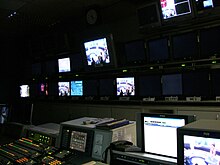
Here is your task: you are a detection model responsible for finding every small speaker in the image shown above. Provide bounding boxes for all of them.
[137,2,161,29]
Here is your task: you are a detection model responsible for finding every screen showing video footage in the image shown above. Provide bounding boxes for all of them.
[58,57,71,73]
[117,77,135,96]
[20,85,30,97]
[71,81,83,96]
[58,82,70,96]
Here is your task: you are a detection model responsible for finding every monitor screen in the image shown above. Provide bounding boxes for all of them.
[141,113,195,158]
[83,80,98,96]
[182,71,210,97]
[70,131,87,152]
[148,37,169,63]
[172,31,198,60]
[124,39,146,65]
[200,26,220,59]
[82,34,117,69]
[99,78,114,96]
[70,53,84,72]
[70,80,83,96]
[116,77,135,96]
[58,82,70,96]
[139,75,162,97]
[0,104,9,124]
[45,60,57,75]
[194,0,214,12]
[162,74,183,96]
[20,85,30,97]
[160,0,192,20]
[58,57,71,73]
[38,82,48,96]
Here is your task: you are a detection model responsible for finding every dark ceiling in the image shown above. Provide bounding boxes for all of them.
[0,0,143,35]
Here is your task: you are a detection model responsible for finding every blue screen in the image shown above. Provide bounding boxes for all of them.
[71,81,83,96]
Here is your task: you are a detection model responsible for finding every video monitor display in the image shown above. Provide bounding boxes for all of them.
[83,80,98,96]
[139,75,162,97]
[182,71,210,96]
[38,82,48,96]
[172,31,198,60]
[160,0,192,20]
[70,81,83,96]
[58,82,70,96]
[148,37,169,63]
[70,131,87,152]
[124,39,146,64]
[162,74,183,96]
[45,60,57,75]
[0,104,9,124]
[200,26,220,59]
[20,85,30,97]
[58,57,71,73]
[194,0,215,13]
[70,53,84,72]
[116,77,135,96]
[183,135,220,165]
[141,113,195,158]
[99,78,114,96]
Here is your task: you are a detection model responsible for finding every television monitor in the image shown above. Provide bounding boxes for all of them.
[116,77,135,96]
[58,57,71,73]
[138,75,162,97]
[200,26,220,59]
[162,74,183,96]
[70,53,84,72]
[99,78,115,96]
[82,34,117,69]
[70,80,83,96]
[210,69,220,96]
[20,85,30,97]
[172,31,198,60]
[193,0,220,15]
[58,82,70,96]
[138,113,195,159]
[83,79,98,96]
[45,60,57,75]
[0,104,9,124]
[177,120,220,165]
[148,37,169,63]
[160,0,193,20]
[60,125,94,156]
[182,71,210,97]
[124,39,147,65]
[38,82,49,96]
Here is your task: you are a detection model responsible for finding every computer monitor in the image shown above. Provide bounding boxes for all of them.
[58,57,71,73]
[70,80,83,96]
[116,77,135,96]
[177,120,220,165]
[58,82,70,96]
[0,104,9,124]
[137,113,195,159]
[20,85,30,98]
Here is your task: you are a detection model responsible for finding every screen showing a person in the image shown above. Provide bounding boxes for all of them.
[144,116,185,158]
[58,57,71,73]
[184,135,220,165]
[160,0,192,19]
[20,85,30,97]
[162,74,183,96]
[0,105,9,124]
[70,131,87,152]
[58,82,70,96]
[84,38,110,66]
[71,81,83,96]
[117,77,135,96]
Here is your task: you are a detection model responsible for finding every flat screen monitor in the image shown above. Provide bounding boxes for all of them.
[182,71,210,97]
[162,74,183,96]
[45,60,57,75]
[160,0,192,20]
[70,80,83,96]
[193,0,220,14]
[70,53,84,72]
[139,75,162,97]
[20,85,30,97]
[0,104,9,124]
[58,82,70,96]
[99,78,115,96]
[148,37,169,63]
[200,26,220,59]
[140,113,195,158]
[38,82,48,96]
[58,57,71,73]
[124,39,147,65]
[211,69,220,96]
[82,34,117,69]
[116,77,135,96]
[83,80,98,96]
[172,31,198,60]
[177,120,220,165]
[70,131,87,152]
